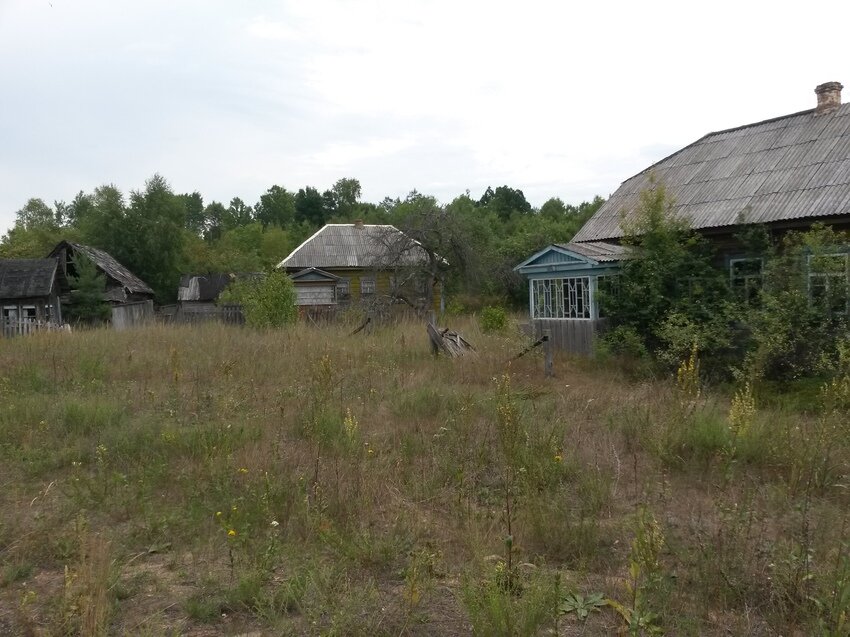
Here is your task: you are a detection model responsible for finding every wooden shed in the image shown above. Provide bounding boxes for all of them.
[0,258,67,335]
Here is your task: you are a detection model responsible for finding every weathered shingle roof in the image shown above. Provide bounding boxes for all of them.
[553,241,631,262]
[278,224,430,270]
[573,102,850,242]
[49,241,154,295]
[0,259,58,299]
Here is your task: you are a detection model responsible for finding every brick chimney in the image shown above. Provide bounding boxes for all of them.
[815,81,843,115]
[354,219,364,228]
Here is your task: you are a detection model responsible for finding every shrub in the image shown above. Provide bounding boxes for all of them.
[220,270,297,328]
[479,306,508,332]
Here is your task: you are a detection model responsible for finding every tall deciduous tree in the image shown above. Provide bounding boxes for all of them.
[121,174,186,302]
[294,187,326,226]
[255,185,296,229]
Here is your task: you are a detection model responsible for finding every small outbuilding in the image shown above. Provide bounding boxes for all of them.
[0,258,67,335]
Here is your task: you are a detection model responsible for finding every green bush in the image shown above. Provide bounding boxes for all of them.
[220,270,297,328]
[479,306,508,332]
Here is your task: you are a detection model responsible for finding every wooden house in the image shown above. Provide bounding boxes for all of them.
[277,222,443,314]
[49,241,155,305]
[516,81,850,353]
[0,258,67,335]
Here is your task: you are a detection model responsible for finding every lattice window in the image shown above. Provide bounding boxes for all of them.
[531,277,591,319]
[730,258,763,304]
[808,252,850,315]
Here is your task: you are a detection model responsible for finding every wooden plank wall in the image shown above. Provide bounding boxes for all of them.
[532,318,597,356]
[111,300,154,330]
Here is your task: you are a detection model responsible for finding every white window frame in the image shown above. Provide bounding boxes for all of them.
[2,305,18,321]
[530,277,592,320]
[729,257,764,303]
[360,276,376,295]
[807,252,850,316]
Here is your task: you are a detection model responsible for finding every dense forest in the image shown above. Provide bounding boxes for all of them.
[0,175,603,305]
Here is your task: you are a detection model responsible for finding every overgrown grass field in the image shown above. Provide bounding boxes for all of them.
[1,320,849,635]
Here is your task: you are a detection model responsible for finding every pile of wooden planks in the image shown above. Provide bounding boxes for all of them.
[427,322,475,357]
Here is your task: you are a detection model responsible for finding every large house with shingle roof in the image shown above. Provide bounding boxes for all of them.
[516,81,850,353]
[278,221,442,312]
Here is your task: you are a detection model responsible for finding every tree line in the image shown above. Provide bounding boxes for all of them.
[0,175,604,304]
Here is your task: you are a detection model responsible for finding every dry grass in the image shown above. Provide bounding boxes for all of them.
[0,318,848,635]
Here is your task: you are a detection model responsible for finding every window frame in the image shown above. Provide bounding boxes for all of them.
[360,276,376,296]
[530,276,592,320]
[729,257,764,304]
[336,277,350,300]
[807,252,850,316]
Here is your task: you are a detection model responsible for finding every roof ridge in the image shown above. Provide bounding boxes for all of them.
[620,107,822,188]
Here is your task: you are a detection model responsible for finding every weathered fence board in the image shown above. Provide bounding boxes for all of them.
[1,319,64,338]
[531,318,598,356]
[112,300,155,330]
[158,304,245,326]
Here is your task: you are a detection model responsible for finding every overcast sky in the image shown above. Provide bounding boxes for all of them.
[1,0,848,235]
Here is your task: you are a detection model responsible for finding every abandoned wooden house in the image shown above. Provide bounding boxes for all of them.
[516,81,850,353]
[48,241,156,329]
[49,241,155,305]
[0,258,68,336]
[277,221,443,314]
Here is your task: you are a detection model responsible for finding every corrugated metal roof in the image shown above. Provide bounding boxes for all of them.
[0,259,58,299]
[553,241,632,262]
[573,102,850,242]
[277,224,431,270]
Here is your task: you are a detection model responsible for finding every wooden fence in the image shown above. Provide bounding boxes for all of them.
[531,318,601,356]
[0,318,65,339]
[158,304,245,326]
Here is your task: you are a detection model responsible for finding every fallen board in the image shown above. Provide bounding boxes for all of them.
[427,322,476,357]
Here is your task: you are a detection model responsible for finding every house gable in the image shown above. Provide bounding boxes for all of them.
[290,267,340,284]
[514,242,628,278]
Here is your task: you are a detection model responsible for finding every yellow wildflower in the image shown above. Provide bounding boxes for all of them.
[228,529,237,537]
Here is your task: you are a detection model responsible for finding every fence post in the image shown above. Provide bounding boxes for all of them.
[543,329,553,378]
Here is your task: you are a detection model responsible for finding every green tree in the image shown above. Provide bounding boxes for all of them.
[331,177,362,217]
[67,254,110,325]
[294,187,326,226]
[478,185,532,220]
[539,197,567,219]
[220,270,297,328]
[178,192,206,235]
[0,197,77,258]
[602,181,731,364]
[14,198,58,230]
[255,185,296,229]
[120,174,186,302]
